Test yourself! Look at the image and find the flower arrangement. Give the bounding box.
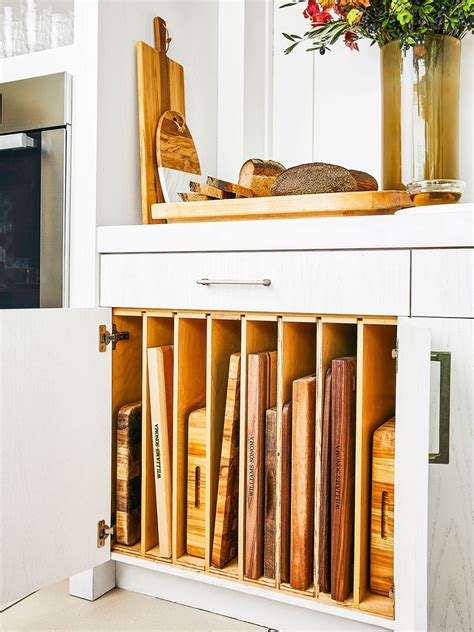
[282,0,474,54]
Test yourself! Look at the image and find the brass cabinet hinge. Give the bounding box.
[392,340,399,373]
[97,519,113,547]
[99,324,129,352]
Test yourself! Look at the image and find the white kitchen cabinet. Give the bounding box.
[1,210,472,632]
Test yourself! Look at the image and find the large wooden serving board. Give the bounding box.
[137,18,186,224]
[151,191,413,223]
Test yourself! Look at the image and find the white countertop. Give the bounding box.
[97,204,473,254]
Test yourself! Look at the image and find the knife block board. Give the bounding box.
[137,17,186,224]
[151,191,413,223]
[316,321,358,597]
[208,318,241,571]
[187,407,207,558]
[174,316,207,567]
[239,318,278,584]
[354,322,396,617]
[370,418,395,597]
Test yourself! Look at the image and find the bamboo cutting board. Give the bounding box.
[331,356,357,603]
[212,353,241,569]
[370,418,395,597]
[245,351,277,580]
[290,375,316,591]
[187,407,207,558]
[147,346,174,558]
[116,402,142,546]
[137,17,186,223]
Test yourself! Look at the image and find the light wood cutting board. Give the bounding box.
[137,17,185,224]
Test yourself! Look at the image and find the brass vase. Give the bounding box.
[381,34,461,190]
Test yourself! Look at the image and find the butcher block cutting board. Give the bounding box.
[151,191,413,223]
[137,17,185,223]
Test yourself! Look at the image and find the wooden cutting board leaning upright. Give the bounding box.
[245,351,277,580]
[212,353,241,569]
[330,356,357,602]
[187,407,207,558]
[370,417,395,597]
[137,17,185,223]
[116,402,142,546]
[318,368,332,594]
[290,375,316,591]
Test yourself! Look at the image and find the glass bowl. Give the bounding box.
[406,179,466,206]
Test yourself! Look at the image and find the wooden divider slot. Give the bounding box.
[207,317,242,575]
[314,322,357,604]
[142,314,174,559]
[240,318,278,586]
[278,319,317,595]
[173,315,207,570]
[111,313,143,555]
[354,322,396,618]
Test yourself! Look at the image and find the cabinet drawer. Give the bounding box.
[412,249,473,318]
[100,250,410,316]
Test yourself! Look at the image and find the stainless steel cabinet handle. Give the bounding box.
[429,351,451,464]
[0,133,38,151]
[197,278,271,287]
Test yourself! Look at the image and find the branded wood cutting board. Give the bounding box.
[137,17,185,223]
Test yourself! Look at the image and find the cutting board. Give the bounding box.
[187,407,207,558]
[370,418,395,597]
[331,356,357,602]
[116,402,142,546]
[212,353,241,569]
[245,351,277,580]
[148,346,174,559]
[137,17,186,223]
[290,375,316,591]
[318,368,332,594]
[280,400,292,585]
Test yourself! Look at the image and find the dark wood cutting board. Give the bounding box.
[137,17,185,223]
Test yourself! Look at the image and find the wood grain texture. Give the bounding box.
[174,316,207,561]
[290,375,316,591]
[264,407,277,579]
[151,191,413,223]
[370,418,395,597]
[331,356,357,603]
[156,111,201,175]
[245,350,277,579]
[212,353,241,569]
[318,368,332,594]
[116,403,142,546]
[280,400,293,585]
[137,17,185,224]
[141,316,174,555]
[148,346,174,559]
[187,407,207,558]
[354,323,396,609]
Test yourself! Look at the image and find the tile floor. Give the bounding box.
[1,581,268,631]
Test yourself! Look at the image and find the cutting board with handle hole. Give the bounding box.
[137,17,186,223]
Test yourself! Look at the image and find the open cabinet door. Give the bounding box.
[394,318,430,631]
[1,308,112,608]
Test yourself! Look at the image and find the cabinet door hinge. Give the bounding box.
[97,519,114,547]
[99,324,129,352]
[392,339,399,373]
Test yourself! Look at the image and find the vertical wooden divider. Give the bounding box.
[141,313,174,557]
[206,316,242,575]
[354,321,396,618]
[315,319,357,604]
[239,316,278,584]
[275,318,284,590]
[172,314,207,568]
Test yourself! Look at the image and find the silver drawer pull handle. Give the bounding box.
[429,351,451,465]
[197,278,271,287]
